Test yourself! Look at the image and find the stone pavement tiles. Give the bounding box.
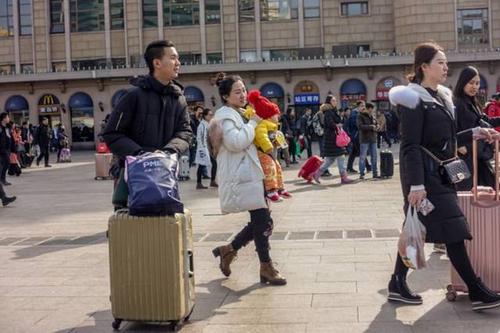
[0,150,499,332]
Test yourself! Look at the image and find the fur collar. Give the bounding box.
[389,83,455,118]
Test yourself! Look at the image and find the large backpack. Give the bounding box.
[311,113,324,137]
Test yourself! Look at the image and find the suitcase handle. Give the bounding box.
[472,139,500,203]
[187,250,194,278]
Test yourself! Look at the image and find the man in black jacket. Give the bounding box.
[0,112,11,185]
[102,40,192,174]
[356,102,379,179]
[36,117,52,167]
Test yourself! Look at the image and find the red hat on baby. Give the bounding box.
[247,90,281,119]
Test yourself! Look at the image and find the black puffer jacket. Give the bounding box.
[322,105,346,157]
[103,75,193,159]
[356,111,377,143]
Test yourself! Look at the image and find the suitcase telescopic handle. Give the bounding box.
[472,139,500,203]
[187,250,194,278]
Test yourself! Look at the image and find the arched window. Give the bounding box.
[340,79,367,108]
[69,92,94,143]
[5,95,29,125]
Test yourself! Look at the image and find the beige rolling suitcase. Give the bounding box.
[108,210,195,330]
[95,153,113,180]
[448,140,500,301]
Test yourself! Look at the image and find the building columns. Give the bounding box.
[254,0,261,61]
[200,0,207,64]
[64,0,71,70]
[13,0,20,73]
[298,0,304,48]
[104,0,112,66]
[157,0,164,39]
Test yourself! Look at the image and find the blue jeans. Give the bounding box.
[359,142,378,176]
[318,156,346,176]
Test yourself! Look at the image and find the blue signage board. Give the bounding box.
[294,94,320,105]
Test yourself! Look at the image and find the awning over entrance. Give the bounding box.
[184,86,204,103]
[5,95,29,112]
[260,82,284,99]
[340,79,367,95]
[69,92,93,109]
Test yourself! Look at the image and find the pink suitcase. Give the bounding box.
[447,139,500,301]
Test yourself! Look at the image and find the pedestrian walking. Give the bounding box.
[387,41,500,311]
[298,108,313,158]
[0,112,12,185]
[357,102,379,179]
[454,66,500,191]
[195,108,217,189]
[376,109,392,148]
[313,96,353,184]
[211,72,286,286]
[35,117,52,167]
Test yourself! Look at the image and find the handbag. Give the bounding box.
[335,128,351,148]
[421,146,471,184]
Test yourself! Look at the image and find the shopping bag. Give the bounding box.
[398,206,427,269]
[125,152,183,216]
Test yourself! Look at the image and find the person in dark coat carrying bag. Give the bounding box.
[453,66,500,191]
[312,96,353,184]
[102,40,193,209]
[388,42,500,311]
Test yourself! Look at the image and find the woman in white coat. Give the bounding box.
[211,73,286,286]
[195,108,217,189]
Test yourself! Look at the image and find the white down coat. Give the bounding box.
[214,105,267,214]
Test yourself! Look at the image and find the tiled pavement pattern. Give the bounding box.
[1,148,499,333]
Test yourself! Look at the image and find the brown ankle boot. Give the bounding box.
[260,262,287,285]
[212,244,237,277]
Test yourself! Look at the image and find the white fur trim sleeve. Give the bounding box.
[410,185,425,192]
[389,85,420,109]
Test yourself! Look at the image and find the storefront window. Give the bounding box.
[21,64,33,73]
[179,53,201,65]
[70,0,105,32]
[164,0,199,26]
[110,0,124,30]
[205,0,220,24]
[69,92,94,143]
[0,64,14,74]
[207,52,222,63]
[19,0,31,35]
[457,9,489,46]
[50,0,64,33]
[239,0,254,22]
[261,0,298,21]
[0,0,14,37]
[142,0,157,27]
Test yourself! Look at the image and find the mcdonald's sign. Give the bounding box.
[38,94,61,115]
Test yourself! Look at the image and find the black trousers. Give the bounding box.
[302,135,312,158]
[210,157,217,181]
[231,208,274,263]
[37,145,50,166]
[394,241,478,292]
[0,153,8,182]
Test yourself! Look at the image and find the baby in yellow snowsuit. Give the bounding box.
[246,90,292,202]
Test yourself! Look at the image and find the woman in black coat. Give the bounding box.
[454,66,500,191]
[312,96,353,184]
[388,42,500,311]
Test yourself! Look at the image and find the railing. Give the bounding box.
[0,48,499,82]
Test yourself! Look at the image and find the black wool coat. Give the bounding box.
[103,75,193,159]
[322,106,346,157]
[454,96,500,191]
[391,83,474,243]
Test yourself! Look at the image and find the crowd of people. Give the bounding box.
[0,114,71,208]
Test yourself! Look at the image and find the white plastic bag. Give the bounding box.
[398,206,427,269]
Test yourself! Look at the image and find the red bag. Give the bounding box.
[298,155,322,183]
[9,153,19,165]
[335,128,351,148]
[97,142,110,154]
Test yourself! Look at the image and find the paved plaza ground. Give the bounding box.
[0,147,499,333]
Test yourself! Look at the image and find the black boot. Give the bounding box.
[387,274,423,305]
[469,278,500,311]
[2,196,16,207]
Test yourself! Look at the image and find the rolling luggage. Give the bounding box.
[379,150,394,178]
[178,155,190,181]
[108,210,195,331]
[59,148,71,163]
[447,139,500,301]
[298,155,322,183]
[95,153,113,180]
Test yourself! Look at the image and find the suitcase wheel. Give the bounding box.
[169,320,180,331]
[184,305,195,322]
[112,319,122,330]
[446,284,457,302]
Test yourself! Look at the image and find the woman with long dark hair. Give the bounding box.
[388,42,500,311]
[210,73,286,286]
[454,66,500,191]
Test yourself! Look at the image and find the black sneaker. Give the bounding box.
[347,169,358,174]
[2,181,11,186]
[469,278,500,311]
[387,274,423,305]
[2,196,16,207]
[322,170,332,177]
[359,174,365,180]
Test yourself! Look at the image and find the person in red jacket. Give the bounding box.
[484,92,500,131]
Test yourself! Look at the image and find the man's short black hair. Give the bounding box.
[356,100,364,107]
[144,40,175,74]
[365,102,374,109]
[0,112,8,122]
[493,92,500,100]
